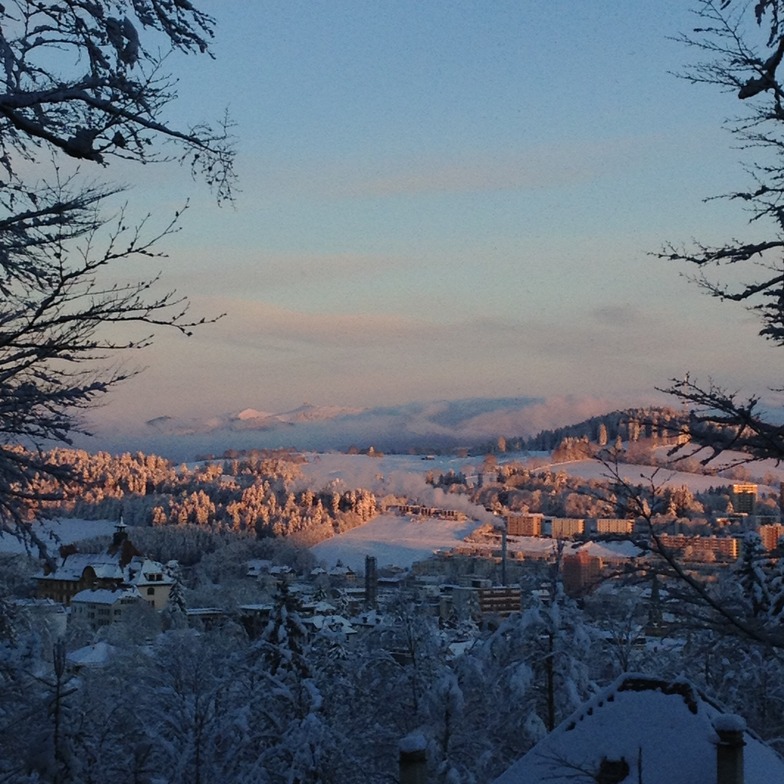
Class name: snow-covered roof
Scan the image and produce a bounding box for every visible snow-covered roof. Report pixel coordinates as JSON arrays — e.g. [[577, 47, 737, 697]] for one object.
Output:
[[567, 540, 643, 560], [247, 559, 273, 576], [71, 586, 140, 605], [238, 603, 274, 614], [66, 641, 118, 668], [492, 673, 784, 784], [36, 549, 171, 587], [13, 597, 67, 612], [186, 607, 226, 617], [302, 600, 336, 615], [328, 563, 355, 576], [131, 559, 175, 586], [303, 614, 356, 634], [35, 552, 122, 582], [353, 609, 383, 627]]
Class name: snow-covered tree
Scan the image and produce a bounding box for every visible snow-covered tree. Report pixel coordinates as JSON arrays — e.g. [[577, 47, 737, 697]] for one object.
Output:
[[163, 563, 189, 631], [134, 630, 244, 784], [736, 532, 772, 618], [0, 1, 235, 546]]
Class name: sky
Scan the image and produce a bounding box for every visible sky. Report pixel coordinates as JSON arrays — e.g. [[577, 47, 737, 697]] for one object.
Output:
[[78, 1, 784, 437]]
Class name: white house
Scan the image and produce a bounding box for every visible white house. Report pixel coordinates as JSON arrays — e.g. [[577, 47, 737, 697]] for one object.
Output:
[[70, 586, 142, 629]]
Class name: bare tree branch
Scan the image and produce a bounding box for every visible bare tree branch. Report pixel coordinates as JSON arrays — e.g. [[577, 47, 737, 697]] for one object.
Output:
[[0, 2, 235, 544]]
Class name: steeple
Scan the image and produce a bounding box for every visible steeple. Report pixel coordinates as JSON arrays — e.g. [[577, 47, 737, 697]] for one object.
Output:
[[110, 515, 128, 551]]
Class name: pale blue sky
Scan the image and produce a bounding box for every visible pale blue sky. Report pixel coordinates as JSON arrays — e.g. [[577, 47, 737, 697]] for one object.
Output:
[[87, 2, 784, 432]]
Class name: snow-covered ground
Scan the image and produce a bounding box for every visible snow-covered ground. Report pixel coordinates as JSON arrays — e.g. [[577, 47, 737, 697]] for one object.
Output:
[[310, 512, 643, 573], [298, 451, 486, 489], [0, 518, 117, 555], [548, 459, 762, 493], [546, 456, 784, 495], [311, 513, 481, 572], [305, 449, 772, 570], [300, 449, 782, 495]]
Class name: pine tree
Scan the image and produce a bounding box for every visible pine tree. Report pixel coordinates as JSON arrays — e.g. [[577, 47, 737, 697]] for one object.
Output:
[[258, 581, 310, 678], [736, 532, 771, 618], [163, 563, 188, 630]]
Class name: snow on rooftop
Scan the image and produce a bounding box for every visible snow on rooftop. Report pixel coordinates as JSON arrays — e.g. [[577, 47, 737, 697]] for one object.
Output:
[[303, 614, 356, 634], [714, 714, 747, 733], [569, 539, 643, 559], [505, 536, 558, 555], [399, 731, 428, 754], [66, 641, 117, 668], [71, 586, 140, 605], [493, 673, 784, 784]]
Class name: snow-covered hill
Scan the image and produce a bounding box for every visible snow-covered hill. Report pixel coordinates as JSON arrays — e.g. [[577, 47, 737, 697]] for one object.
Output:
[[107, 395, 614, 459]]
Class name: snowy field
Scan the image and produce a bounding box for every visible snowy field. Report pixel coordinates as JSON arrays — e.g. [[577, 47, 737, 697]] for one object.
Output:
[[549, 456, 784, 495], [0, 518, 117, 555], [548, 459, 771, 493], [299, 449, 784, 495], [311, 512, 482, 572], [298, 451, 488, 489]]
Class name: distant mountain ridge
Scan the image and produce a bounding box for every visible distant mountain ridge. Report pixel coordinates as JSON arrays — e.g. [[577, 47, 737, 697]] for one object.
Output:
[[139, 397, 553, 455], [84, 397, 702, 463], [145, 402, 367, 436]]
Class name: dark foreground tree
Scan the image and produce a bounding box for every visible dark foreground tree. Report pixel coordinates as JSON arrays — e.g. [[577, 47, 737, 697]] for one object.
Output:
[[661, 0, 784, 463], [0, 1, 235, 546], [603, 462, 784, 650]]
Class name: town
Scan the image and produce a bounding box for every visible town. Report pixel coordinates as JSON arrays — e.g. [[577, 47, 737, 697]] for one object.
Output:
[[4, 434, 784, 782], [3, 0, 784, 782]]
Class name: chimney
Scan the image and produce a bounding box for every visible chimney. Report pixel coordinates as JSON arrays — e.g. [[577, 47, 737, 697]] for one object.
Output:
[[399, 732, 427, 784], [501, 521, 508, 586], [714, 715, 745, 784], [365, 555, 377, 610]]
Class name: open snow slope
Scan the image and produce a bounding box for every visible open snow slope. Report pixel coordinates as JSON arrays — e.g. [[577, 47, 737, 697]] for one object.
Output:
[[0, 518, 117, 555], [311, 512, 481, 572]]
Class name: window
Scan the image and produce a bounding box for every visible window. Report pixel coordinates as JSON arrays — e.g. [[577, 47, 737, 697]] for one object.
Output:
[[147, 587, 155, 596]]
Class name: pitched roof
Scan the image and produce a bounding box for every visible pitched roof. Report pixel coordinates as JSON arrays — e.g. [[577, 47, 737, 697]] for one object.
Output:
[[35, 552, 125, 582], [66, 641, 118, 668], [36, 550, 171, 586], [71, 586, 140, 605], [492, 673, 784, 784]]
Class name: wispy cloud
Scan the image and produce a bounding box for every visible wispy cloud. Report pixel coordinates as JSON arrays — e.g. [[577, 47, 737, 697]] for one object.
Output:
[[252, 133, 665, 201], [197, 300, 435, 348], [190, 298, 687, 367]]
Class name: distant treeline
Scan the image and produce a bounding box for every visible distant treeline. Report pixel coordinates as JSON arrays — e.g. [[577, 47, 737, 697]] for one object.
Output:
[[30, 448, 376, 543], [479, 407, 690, 454]]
